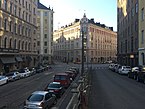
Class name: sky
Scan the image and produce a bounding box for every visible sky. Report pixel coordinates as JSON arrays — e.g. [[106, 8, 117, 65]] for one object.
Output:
[[40, 0, 117, 31]]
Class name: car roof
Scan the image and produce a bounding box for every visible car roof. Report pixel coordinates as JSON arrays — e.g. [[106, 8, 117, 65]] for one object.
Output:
[[32, 91, 48, 95]]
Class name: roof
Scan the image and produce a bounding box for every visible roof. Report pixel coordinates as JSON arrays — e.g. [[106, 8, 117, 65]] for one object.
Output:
[[38, 2, 51, 10]]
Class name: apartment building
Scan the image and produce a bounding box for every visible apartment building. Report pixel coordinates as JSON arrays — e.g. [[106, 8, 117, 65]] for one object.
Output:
[[117, 0, 139, 67], [0, 0, 38, 74], [53, 14, 117, 64], [138, 0, 145, 66], [37, 1, 54, 65]]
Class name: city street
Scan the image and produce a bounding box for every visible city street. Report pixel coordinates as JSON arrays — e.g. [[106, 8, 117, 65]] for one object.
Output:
[[89, 64, 145, 109], [0, 62, 79, 109]]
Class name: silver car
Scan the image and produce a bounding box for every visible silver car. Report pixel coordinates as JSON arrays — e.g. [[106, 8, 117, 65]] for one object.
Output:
[[24, 91, 57, 109], [5, 71, 21, 81], [0, 76, 8, 85]]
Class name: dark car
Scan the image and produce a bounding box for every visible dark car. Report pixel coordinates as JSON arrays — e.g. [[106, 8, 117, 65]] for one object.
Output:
[[45, 82, 65, 98], [24, 91, 57, 109], [136, 67, 145, 82]]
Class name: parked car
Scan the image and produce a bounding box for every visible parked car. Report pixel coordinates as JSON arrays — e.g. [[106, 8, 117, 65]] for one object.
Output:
[[0, 76, 8, 85], [118, 66, 131, 75], [128, 67, 139, 79], [135, 67, 145, 82], [115, 65, 122, 73], [65, 71, 76, 81], [24, 91, 57, 109], [70, 67, 79, 74], [19, 68, 30, 78], [53, 73, 71, 88], [5, 70, 21, 81], [45, 82, 65, 98], [29, 68, 36, 75]]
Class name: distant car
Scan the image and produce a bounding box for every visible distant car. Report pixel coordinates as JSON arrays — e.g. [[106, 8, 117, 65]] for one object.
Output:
[[0, 76, 8, 85], [118, 66, 131, 75], [5, 70, 21, 81], [115, 65, 122, 73], [29, 68, 36, 75], [45, 82, 65, 98], [24, 91, 57, 109]]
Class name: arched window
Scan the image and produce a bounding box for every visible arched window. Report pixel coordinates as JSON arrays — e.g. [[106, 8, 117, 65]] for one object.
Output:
[[9, 38, 12, 48], [22, 41, 24, 50], [25, 42, 27, 50], [141, 53, 145, 65], [18, 40, 20, 49], [14, 39, 17, 49], [28, 43, 31, 51], [4, 19, 7, 30], [4, 37, 7, 48], [10, 21, 12, 32]]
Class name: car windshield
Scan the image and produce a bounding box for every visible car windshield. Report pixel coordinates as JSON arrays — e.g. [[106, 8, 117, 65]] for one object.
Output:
[[48, 83, 61, 88], [27, 94, 44, 102]]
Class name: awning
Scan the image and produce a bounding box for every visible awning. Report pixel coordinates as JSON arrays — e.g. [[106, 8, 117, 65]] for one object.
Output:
[[0, 57, 16, 64], [15, 57, 23, 62]]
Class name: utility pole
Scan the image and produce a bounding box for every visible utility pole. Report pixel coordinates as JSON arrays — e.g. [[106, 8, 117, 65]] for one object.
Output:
[[81, 30, 84, 77]]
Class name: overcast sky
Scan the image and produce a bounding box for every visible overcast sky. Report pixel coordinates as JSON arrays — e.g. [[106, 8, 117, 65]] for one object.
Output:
[[40, 0, 117, 31]]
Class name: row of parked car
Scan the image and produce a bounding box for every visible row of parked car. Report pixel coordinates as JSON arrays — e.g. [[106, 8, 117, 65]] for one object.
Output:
[[23, 66, 80, 109], [0, 65, 48, 86], [109, 63, 145, 83]]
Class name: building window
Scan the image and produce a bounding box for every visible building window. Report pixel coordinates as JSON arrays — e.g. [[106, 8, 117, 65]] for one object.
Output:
[[14, 39, 16, 49], [44, 49, 47, 53], [44, 12, 47, 16], [141, 53, 145, 65], [135, 2, 138, 13], [19, 8, 21, 17], [4, 19, 7, 30], [37, 41, 40, 46], [44, 42, 47, 46], [10, 2, 13, 13], [18, 40, 20, 49], [9, 38, 12, 48], [4, 37, 7, 48], [14, 5, 17, 16], [141, 30, 144, 44], [10, 21, 12, 32], [44, 34, 47, 38], [141, 8, 144, 21], [4, 0, 7, 11]]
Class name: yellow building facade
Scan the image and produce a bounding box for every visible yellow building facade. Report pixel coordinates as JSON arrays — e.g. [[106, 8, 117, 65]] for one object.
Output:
[[53, 16, 117, 64]]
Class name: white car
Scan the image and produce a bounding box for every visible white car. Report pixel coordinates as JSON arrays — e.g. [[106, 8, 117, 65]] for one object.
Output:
[[19, 68, 31, 78], [0, 76, 8, 85], [118, 66, 131, 75]]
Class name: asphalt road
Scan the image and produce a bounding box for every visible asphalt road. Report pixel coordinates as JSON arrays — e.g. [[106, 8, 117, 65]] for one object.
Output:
[[0, 62, 79, 109], [88, 64, 145, 109]]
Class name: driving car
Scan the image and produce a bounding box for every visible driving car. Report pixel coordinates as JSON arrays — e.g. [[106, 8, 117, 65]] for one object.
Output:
[[5, 70, 21, 81], [24, 91, 57, 109], [45, 82, 65, 98], [0, 76, 8, 85]]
